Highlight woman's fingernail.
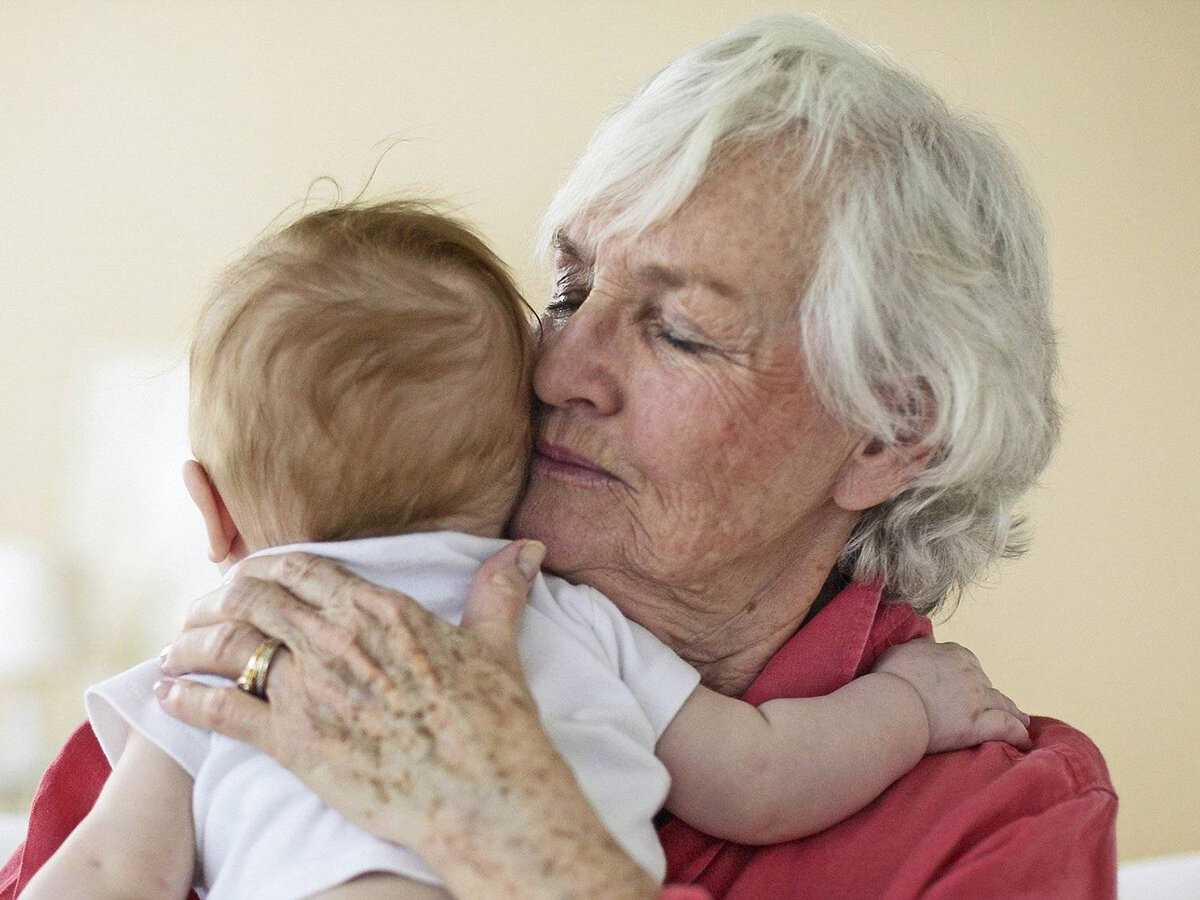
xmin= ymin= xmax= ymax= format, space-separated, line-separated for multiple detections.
xmin=159 ymin=643 xmax=172 ymax=660
xmin=516 ymin=541 xmax=546 ymax=581
xmin=153 ymin=679 xmax=175 ymax=700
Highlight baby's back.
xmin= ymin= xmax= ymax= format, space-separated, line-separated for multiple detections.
xmin=87 ymin=531 xmax=700 ymax=899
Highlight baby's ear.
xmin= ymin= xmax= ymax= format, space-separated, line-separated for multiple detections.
xmin=183 ymin=460 xmax=240 ymax=565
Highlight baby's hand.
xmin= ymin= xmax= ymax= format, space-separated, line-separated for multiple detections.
xmin=873 ymin=638 xmax=1032 ymax=753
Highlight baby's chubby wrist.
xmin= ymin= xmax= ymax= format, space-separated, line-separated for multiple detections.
xmin=864 ymin=670 xmax=933 ymax=754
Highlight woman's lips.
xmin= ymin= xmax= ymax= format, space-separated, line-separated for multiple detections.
xmin=533 ymin=441 xmax=619 ymax=485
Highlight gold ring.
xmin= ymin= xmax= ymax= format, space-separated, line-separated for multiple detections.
xmin=235 ymin=638 xmax=283 ymax=701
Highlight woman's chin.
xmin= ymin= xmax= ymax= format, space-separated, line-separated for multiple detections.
xmin=509 ymin=474 xmax=614 ymax=575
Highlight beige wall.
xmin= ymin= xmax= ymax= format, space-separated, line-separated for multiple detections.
xmin=2 ymin=0 xmax=1197 ymax=862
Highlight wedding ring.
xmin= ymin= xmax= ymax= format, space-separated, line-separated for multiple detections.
xmin=235 ymin=637 xmax=283 ymax=701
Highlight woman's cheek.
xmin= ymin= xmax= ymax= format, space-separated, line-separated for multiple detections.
xmin=665 ymin=375 xmax=761 ymax=468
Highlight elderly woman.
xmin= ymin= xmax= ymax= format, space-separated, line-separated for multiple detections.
xmin=3 ymin=15 xmax=1115 ymax=900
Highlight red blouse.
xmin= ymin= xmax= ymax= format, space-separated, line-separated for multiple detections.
xmin=2 ymin=581 xmax=1117 ymax=899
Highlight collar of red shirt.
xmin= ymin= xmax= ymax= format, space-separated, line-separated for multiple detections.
xmin=742 ymin=578 xmax=930 ymax=704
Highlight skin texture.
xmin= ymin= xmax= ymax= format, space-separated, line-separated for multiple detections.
xmin=160 ymin=148 xmax=973 ymax=897
xmin=510 ymin=147 xmax=926 ymax=695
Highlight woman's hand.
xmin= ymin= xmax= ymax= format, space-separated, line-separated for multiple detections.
xmin=158 ymin=540 xmax=658 ymax=900
xmin=872 ymin=638 xmax=1032 ymax=753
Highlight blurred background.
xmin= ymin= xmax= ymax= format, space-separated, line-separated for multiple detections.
xmin=2 ymin=0 xmax=1197 ymax=865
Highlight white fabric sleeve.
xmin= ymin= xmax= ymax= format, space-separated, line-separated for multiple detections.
xmin=577 ymin=586 xmax=702 ymax=739
xmin=85 ymin=657 xmax=214 ymax=777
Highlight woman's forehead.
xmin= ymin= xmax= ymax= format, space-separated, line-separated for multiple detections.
xmin=555 ymin=229 xmax=744 ymax=303
xmin=571 ymin=196 xmax=816 ymax=336
xmin=563 ymin=153 xmax=816 ymax=320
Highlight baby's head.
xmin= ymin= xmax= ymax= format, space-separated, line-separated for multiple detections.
xmin=185 ymin=200 xmax=535 ymax=565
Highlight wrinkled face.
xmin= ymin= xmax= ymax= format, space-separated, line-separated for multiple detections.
xmin=510 ymin=150 xmax=861 ymax=613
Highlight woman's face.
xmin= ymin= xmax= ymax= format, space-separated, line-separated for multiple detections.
xmin=510 ymin=151 xmax=862 ymax=626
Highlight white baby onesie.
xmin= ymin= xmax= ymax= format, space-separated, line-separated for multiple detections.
xmin=86 ymin=532 xmax=700 ymax=899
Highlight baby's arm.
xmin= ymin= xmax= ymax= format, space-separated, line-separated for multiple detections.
xmin=23 ymin=730 xmax=196 ymax=899
xmin=658 ymin=671 xmax=928 ymax=844
xmin=657 ymin=638 xmax=1030 ymax=845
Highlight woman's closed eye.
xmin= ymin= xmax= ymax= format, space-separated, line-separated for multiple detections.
xmin=546 ymin=295 xmax=585 ymax=317
xmin=650 ymin=320 xmax=709 ymax=355
xmin=639 ymin=303 xmax=714 ymax=356
xmin=546 ymin=270 xmax=714 ymax=356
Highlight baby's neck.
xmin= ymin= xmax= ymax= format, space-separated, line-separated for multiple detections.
xmin=243 ymin=511 xmax=507 ymax=557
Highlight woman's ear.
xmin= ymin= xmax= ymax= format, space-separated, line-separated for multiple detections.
xmin=183 ymin=459 xmax=242 ymax=565
xmin=831 ymin=436 xmax=936 ymax=512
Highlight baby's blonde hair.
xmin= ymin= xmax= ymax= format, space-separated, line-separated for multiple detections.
xmin=189 ymin=200 xmax=536 ymax=549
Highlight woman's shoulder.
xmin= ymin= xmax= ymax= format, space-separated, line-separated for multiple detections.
xmin=1014 ymin=715 xmax=1117 ymax=800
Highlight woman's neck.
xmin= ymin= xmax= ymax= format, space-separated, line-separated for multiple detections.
xmin=576 ymin=515 xmax=858 ymax=697
xmin=678 ymin=557 xmax=843 ymax=695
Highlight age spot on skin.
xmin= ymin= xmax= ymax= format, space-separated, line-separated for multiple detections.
xmin=311 ymin=714 xmax=356 ymax=745
xmin=369 ymin=777 xmax=392 ymax=804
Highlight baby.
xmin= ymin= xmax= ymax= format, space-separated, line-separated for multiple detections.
xmin=26 ymin=201 xmax=1022 ymax=900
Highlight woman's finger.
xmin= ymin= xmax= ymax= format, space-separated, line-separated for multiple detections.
xmin=190 ymin=553 xmax=443 ymax=668
xmin=232 ymin=552 xmax=361 ymax=610
xmin=217 ymin=575 xmax=334 ymax=655
xmin=182 ymin=582 xmax=232 ymax=629
xmin=182 ymin=552 xmax=342 ymax=628
xmin=162 ymin=621 xmax=266 ymax=678
xmin=174 ymin=576 xmax=337 ymax=676
xmin=155 ymin=678 xmax=274 ymax=750
xmin=238 ymin=553 xmax=442 ymax=658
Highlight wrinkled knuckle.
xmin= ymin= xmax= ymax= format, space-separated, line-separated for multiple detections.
xmin=278 ymin=551 xmax=324 ymax=583
xmin=216 ymin=587 xmax=239 ymax=619
xmin=202 ymin=689 xmax=238 ymax=726
xmin=343 ymin=644 xmax=380 ymax=684
xmin=383 ymin=603 xmax=424 ymax=647
xmin=208 ymin=622 xmax=244 ymax=659
xmin=185 ymin=593 xmax=206 ymax=621
xmin=314 ymin=620 xmax=357 ymax=656
xmin=219 ymin=579 xmax=255 ymax=618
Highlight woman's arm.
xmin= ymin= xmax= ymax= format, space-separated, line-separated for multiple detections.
xmin=657 ymin=641 xmax=1031 ymax=845
xmin=157 ymin=540 xmax=662 ymax=900
xmin=22 ymin=731 xmax=195 ymax=900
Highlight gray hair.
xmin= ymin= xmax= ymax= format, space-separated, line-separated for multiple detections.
xmin=540 ymin=14 xmax=1060 ymax=615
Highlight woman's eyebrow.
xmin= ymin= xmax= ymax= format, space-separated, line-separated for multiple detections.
xmin=552 ymin=231 xmax=592 ymax=267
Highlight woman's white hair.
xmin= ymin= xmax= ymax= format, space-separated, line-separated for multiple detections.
xmin=541 ymin=14 xmax=1060 ymax=615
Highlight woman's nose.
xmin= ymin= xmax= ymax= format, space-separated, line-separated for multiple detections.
xmin=533 ymin=303 xmax=622 ymax=417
